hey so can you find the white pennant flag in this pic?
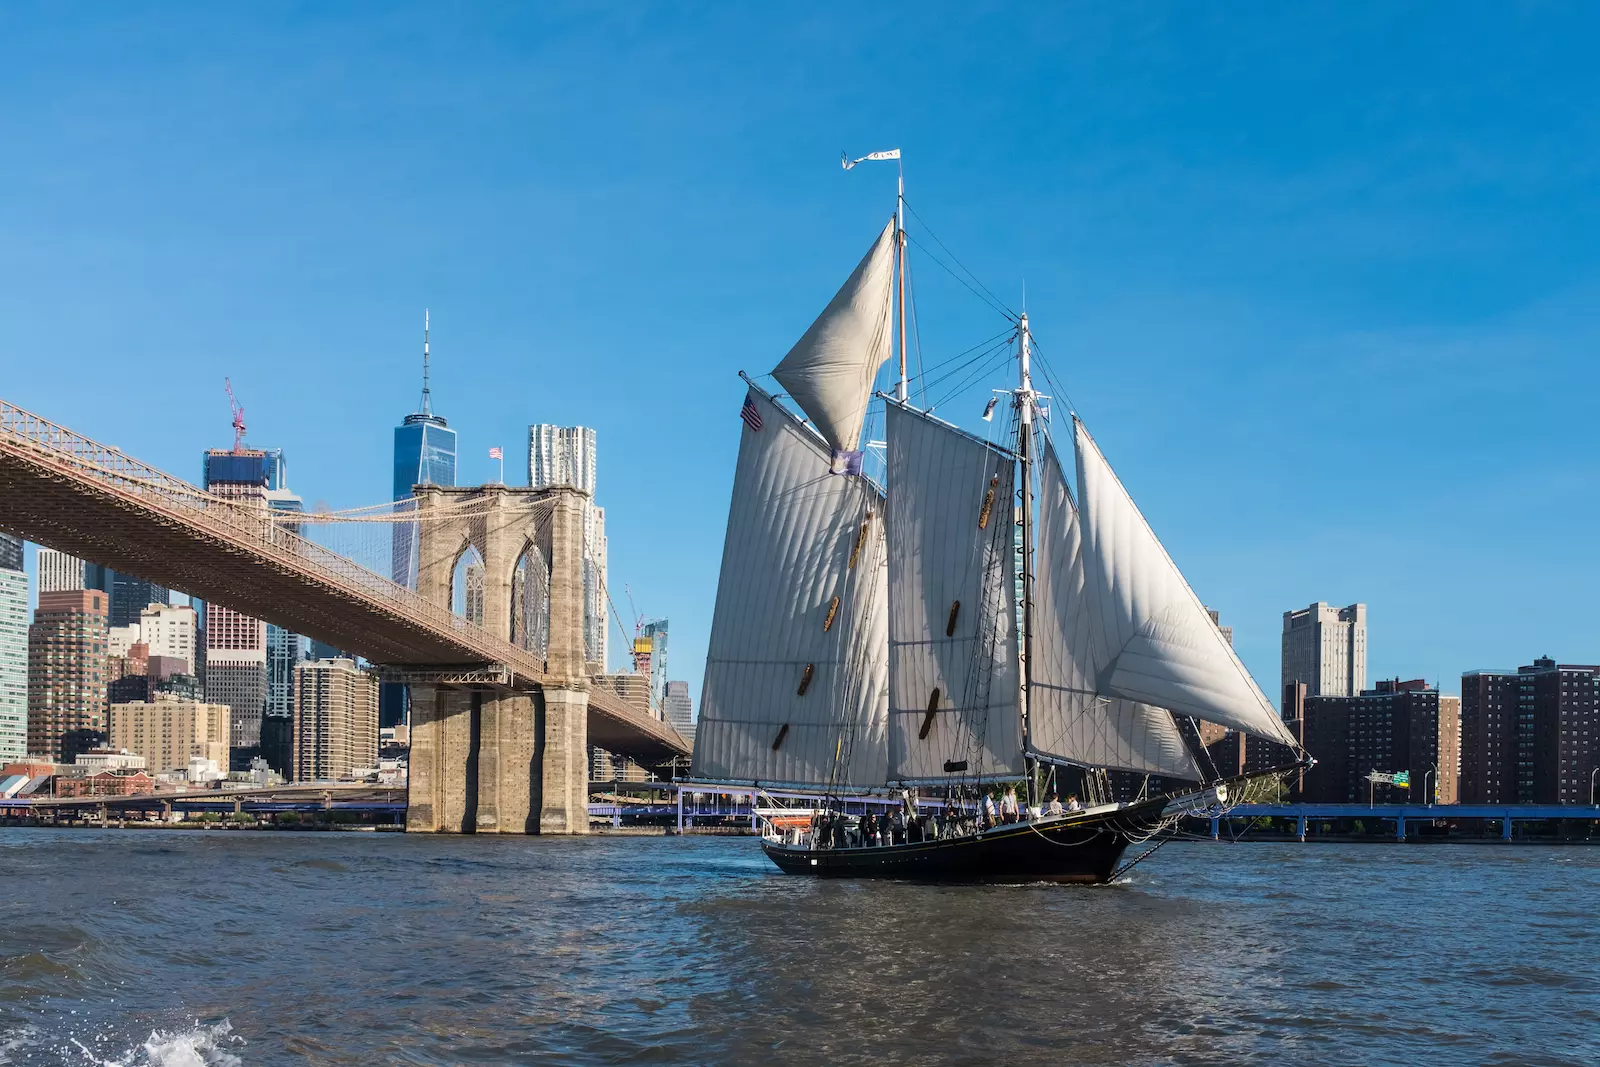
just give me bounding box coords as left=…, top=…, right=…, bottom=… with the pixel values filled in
left=842, top=148, right=901, bottom=170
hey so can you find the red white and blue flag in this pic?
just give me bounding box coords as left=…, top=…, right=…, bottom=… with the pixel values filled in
left=740, top=394, right=763, bottom=432
left=488, top=446, right=503, bottom=460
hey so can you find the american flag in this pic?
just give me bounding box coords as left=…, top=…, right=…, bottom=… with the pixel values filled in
left=740, top=394, right=763, bottom=432
left=488, top=446, right=503, bottom=460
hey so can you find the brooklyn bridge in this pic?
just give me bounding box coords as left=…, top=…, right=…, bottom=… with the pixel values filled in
left=0, top=398, right=689, bottom=835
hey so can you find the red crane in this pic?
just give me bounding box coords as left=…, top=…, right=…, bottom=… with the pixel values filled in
left=225, top=378, right=247, bottom=453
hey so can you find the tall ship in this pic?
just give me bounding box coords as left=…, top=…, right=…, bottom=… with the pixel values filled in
left=690, top=159, right=1309, bottom=883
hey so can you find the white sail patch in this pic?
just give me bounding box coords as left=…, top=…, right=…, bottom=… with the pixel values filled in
left=693, top=388, right=889, bottom=789
left=1028, top=438, right=1202, bottom=780
left=885, top=404, right=1023, bottom=781
left=771, top=218, right=896, bottom=456
left=1073, top=420, right=1298, bottom=748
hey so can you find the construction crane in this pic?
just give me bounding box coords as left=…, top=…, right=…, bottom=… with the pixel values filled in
left=624, top=583, right=646, bottom=637
left=224, top=378, right=247, bottom=453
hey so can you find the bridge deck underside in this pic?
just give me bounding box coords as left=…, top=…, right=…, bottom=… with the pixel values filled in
left=0, top=448, right=686, bottom=765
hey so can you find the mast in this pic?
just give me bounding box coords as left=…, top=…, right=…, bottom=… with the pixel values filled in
left=1016, top=313, right=1038, bottom=808
left=896, top=163, right=908, bottom=403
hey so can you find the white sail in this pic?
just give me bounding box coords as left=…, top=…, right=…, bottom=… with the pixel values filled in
left=884, top=404, right=1024, bottom=781
left=1073, top=420, right=1298, bottom=747
left=693, top=387, right=889, bottom=788
left=771, top=218, right=896, bottom=455
left=1029, top=437, right=1203, bottom=779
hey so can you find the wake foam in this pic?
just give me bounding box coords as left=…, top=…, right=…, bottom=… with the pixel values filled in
left=70, top=1020, right=244, bottom=1067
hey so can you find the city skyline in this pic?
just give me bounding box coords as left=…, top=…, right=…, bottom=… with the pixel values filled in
left=6, top=7, right=1600, bottom=709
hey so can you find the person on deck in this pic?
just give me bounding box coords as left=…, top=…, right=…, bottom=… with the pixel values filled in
left=981, top=793, right=998, bottom=828
left=1000, top=787, right=1020, bottom=824
left=860, top=810, right=876, bottom=847
left=1066, top=794, right=1083, bottom=812
left=1045, top=794, right=1064, bottom=816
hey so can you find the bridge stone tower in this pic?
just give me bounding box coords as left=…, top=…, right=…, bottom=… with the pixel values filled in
left=404, top=484, right=590, bottom=834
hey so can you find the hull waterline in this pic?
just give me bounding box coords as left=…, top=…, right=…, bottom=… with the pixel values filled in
left=761, top=799, right=1171, bottom=885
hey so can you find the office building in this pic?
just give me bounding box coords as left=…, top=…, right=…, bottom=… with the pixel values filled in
left=27, top=589, right=109, bottom=761
left=202, top=449, right=270, bottom=766
left=293, top=658, right=379, bottom=782
left=1299, top=679, right=1459, bottom=804
left=264, top=453, right=307, bottom=738
left=109, top=573, right=169, bottom=629
left=108, top=625, right=142, bottom=658
left=642, top=619, right=669, bottom=714
left=1461, top=657, right=1600, bottom=805
left=387, top=313, right=457, bottom=730
left=0, top=533, right=21, bottom=573
left=663, top=680, right=694, bottom=747
left=139, top=603, right=198, bottom=673
left=1281, top=602, right=1367, bottom=698
left=109, top=694, right=230, bottom=777
left=528, top=424, right=606, bottom=670
left=0, top=547, right=26, bottom=762
left=36, top=548, right=106, bottom=594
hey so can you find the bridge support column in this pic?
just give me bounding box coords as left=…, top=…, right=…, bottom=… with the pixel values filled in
left=537, top=687, right=589, bottom=834
left=1296, top=814, right=1307, bottom=842
left=1395, top=815, right=1406, bottom=842
left=405, top=684, right=480, bottom=833
left=1502, top=815, right=1513, bottom=841
left=477, top=691, right=537, bottom=834
left=1210, top=815, right=1220, bottom=841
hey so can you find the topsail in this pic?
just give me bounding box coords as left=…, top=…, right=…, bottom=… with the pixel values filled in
left=772, top=218, right=897, bottom=457
left=1072, top=419, right=1297, bottom=747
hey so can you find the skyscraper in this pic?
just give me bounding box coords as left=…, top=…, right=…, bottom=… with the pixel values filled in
left=109, top=573, right=169, bottom=629
left=528, top=424, right=606, bottom=669
left=28, top=589, right=109, bottom=760
left=202, top=449, right=270, bottom=767
left=1281, top=602, right=1367, bottom=698
left=0, top=533, right=21, bottom=573
left=139, top=603, right=198, bottom=673
left=642, top=619, right=669, bottom=713
left=264, top=450, right=307, bottom=765
left=0, top=537, right=27, bottom=761
left=663, top=679, right=694, bottom=747
left=387, top=312, right=457, bottom=729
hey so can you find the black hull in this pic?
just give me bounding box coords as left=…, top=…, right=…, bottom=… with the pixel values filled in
left=762, top=800, right=1168, bottom=885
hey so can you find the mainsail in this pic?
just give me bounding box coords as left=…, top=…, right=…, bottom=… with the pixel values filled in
left=771, top=218, right=896, bottom=457
left=884, top=404, right=1024, bottom=781
left=693, top=387, right=889, bottom=788
left=1072, top=419, right=1298, bottom=748
left=1027, top=438, right=1202, bottom=779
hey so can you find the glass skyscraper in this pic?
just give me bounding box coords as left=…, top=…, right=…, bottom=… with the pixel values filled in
left=264, top=450, right=307, bottom=774
left=386, top=313, right=457, bottom=728
left=0, top=535, right=26, bottom=761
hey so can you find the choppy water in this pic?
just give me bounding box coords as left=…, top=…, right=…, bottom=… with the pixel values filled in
left=0, top=829, right=1596, bottom=1066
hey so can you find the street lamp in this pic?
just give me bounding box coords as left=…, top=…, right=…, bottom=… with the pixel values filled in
left=1423, top=768, right=1436, bottom=808
left=1591, top=766, right=1598, bottom=808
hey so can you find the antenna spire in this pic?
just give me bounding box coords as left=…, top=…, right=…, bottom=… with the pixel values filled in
left=420, top=309, right=432, bottom=416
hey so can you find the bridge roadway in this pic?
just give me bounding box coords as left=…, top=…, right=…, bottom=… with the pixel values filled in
left=1209, top=802, right=1600, bottom=841
left=0, top=398, right=686, bottom=764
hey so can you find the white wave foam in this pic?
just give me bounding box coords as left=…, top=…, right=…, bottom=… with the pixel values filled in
left=72, top=1020, right=244, bottom=1067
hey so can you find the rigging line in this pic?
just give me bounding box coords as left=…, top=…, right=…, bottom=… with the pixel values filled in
left=904, top=326, right=1017, bottom=384
left=902, top=199, right=1019, bottom=320
left=905, top=233, right=1015, bottom=322
left=906, top=250, right=927, bottom=406
left=917, top=332, right=1015, bottom=393
left=929, top=344, right=1015, bottom=411
left=913, top=341, right=1012, bottom=404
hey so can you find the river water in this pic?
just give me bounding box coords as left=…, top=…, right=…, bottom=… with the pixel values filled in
left=0, top=828, right=1595, bottom=1066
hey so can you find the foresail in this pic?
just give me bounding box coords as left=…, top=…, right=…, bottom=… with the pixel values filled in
left=693, top=387, right=889, bottom=788
left=885, top=404, right=1023, bottom=781
left=771, top=218, right=896, bottom=456
left=1028, top=438, right=1202, bottom=780
left=1073, top=420, right=1298, bottom=748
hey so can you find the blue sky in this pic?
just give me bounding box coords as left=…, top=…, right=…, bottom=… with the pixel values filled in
left=4, top=3, right=1599, bottom=706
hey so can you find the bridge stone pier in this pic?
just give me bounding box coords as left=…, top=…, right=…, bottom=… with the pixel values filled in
left=404, top=484, right=591, bottom=835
